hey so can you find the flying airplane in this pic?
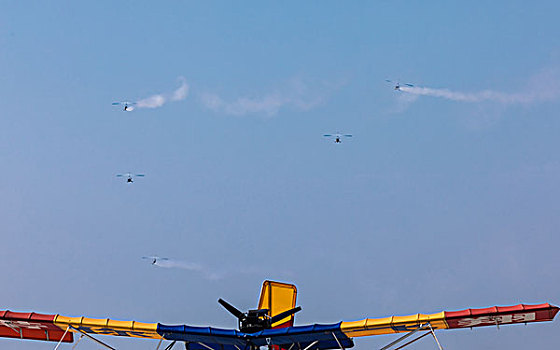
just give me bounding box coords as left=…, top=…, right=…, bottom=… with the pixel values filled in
left=385, top=80, right=414, bottom=91
left=142, top=256, right=170, bottom=265
left=323, top=133, right=352, bottom=143
left=112, top=101, right=137, bottom=111
left=116, top=173, right=145, bottom=183
left=0, top=281, right=557, bottom=350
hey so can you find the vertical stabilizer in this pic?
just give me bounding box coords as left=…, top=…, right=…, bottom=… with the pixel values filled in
left=258, top=281, right=298, bottom=328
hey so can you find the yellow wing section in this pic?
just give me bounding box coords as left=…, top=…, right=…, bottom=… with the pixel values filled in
left=54, top=315, right=160, bottom=339
left=258, top=280, right=298, bottom=328
left=341, top=312, right=448, bottom=336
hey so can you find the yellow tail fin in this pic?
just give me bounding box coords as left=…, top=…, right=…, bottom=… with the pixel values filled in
left=258, top=281, right=298, bottom=328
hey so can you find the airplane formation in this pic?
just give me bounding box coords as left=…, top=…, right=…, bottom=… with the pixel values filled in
left=1, top=81, right=556, bottom=350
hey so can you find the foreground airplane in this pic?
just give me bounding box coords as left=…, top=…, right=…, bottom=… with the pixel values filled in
left=0, top=281, right=557, bottom=350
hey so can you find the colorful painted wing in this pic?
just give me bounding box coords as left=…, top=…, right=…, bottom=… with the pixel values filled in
left=339, top=303, right=559, bottom=337
left=0, top=303, right=557, bottom=349
left=0, top=310, right=160, bottom=343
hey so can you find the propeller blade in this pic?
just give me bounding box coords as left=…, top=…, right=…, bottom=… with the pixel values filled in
left=323, top=134, right=332, bottom=137
left=218, top=299, right=245, bottom=319
left=113, top=101, right=137, bottom=105
left=142, top=256, right=169, bottom=261
left=269, top=306, right=302, bottom=324
left=385, top=79, right=393, bottom=83
left=135, top=174, right=145, bottom=177
left=344, top=134, right=353, bottom=137
left=404, top=83, right=414, bottom=87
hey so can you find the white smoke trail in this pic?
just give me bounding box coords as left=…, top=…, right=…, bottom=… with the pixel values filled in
left=199, top=93, right=300, bottom=116
left=171, top=77, right=189, bottom=101
left=146, top=257, right=294, bottom=281
left=198, top=78, right=327, bottom=116
left=398, top=66, right=560, bottom=105
left=399, top=86, right=550, bottom=104
left=136, top=77, right=190, bottom=109
left=136, top=94, right=166, bottom=108
left=151, top=258, right=223, bottom=280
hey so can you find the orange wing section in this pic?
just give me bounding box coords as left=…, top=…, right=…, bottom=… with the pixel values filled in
left=258, top=280, right=298, bottom=328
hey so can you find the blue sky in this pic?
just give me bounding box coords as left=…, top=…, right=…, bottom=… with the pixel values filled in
left=0, top=1, right=559, bottom=349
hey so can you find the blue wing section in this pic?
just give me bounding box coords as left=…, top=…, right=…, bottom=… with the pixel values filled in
left=157, top=323, right=354, bottom=350
left=252, top=323, right=353, bottom=349
left=157, top=325, right=246, bottom=347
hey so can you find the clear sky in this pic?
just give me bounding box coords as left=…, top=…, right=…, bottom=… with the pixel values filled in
left=0, top=1, right=559, bottom=349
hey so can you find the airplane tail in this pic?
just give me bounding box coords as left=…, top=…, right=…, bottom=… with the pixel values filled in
left=258, top=280, right=298, bottom=329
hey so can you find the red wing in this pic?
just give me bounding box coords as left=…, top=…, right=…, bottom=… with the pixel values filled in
left=0, top=311, right=73, bottom=343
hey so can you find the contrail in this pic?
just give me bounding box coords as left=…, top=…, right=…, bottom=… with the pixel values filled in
left=136, top=77, right=189, bottom=109
left=398, top=67, right=560, bottom=105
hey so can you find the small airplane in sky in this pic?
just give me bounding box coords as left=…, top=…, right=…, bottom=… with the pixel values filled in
left=385, top=80, right=414, bottom=91
left=116, top=173, right=145, bottom=183
left=112, top=101, right=137, bottom=111
left=142, top=256, right=169, bottom=265
left=323, top=133, right=352, bottom=143
left=0, top=280, right=556, bottom=350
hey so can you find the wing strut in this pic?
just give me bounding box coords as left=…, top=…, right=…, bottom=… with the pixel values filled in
left=155, top=337, right=164, bottom=350
left=392, top=332, right=431, bottom=350
left=53, top=326, right=70, bottom=350
left=378, top=323, right=444, bottom=350
left=428, top=324, right=443, bottom=350
left=72, top=334, right=85, bottom=350
left=303, top=340, right=319, bottom=350
left=197, top=341, right=216, bottom=350
left=331, top=332, right=345, bottom=350
left=69, top=326, right=116, bottom=350
left=379, top=323, right=431, bottom=350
